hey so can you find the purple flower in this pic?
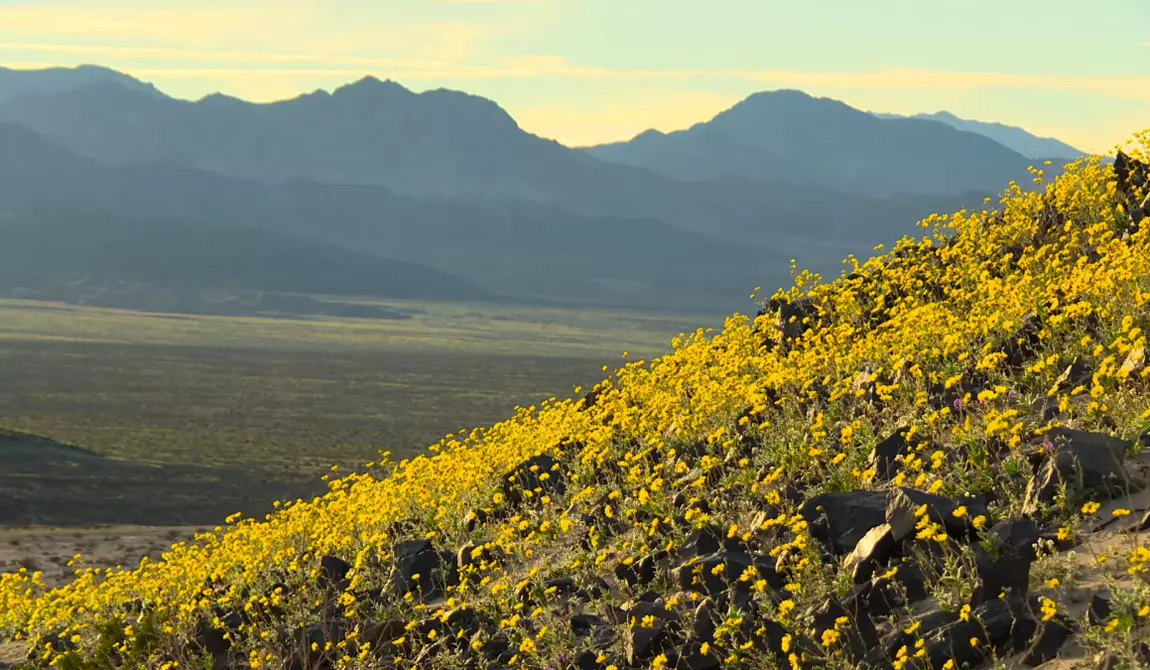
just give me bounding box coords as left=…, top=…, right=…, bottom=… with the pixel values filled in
left=953, top=397, right=964, bottom=409
left=1007, top=389, right=1017, bottom=398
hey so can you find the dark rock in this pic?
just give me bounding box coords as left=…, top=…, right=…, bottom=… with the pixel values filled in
left=499, top=453, right=567, bottom=507
left=678, top=524, right=725, bottom=560
left=570, top=613, right=608, bottom=637
left=575, top=576, right=610, bottom=602
left=516, top=580, right=536, bottom=607
left=482, top=632, right=512, bottom=662
left=636, top=590, right=662, bottom=604
left=674, top=641, right=722, bottom=670
left=393, top=539, right=458, bottom=599
left=464, top=508, right=490, bottom=531
left=615, top=556, right=657, bottom=588
left=456, top=541, right=505, bottom=571
left=689, top=600, right=717, bottom=643
left=360, top=619, right=406, bottom=649
left=626, top=601, right=682, bottom=665
left=843, top=523, right=897, bottom=584
left=1023, top=428, right=1131, bottom=515
left=798, top=490, right=887, bottom=556
left=1020, top=614, right=1074, bottom=666
left=809, top=595, right=877, bottom=662
left=972, top=518, right=1039, bottom=604
left=873, top=607, right=958, bottom=665
left=580, top=386, right=603, bottom=410
left=869, top=428, right=911, bottom=482
left=920, top=598, right=1038, bottom=669
left=1115, top=151, right=1150, bottom=228
left=1000, top=312, right=1043, bottom=368
left=289, top=624, right=331, bottom=669
left=574, top=649, right=605, bottom=670
left=865, top=558, right=929, bottom=617
left=545, top=577, right=579, bottom=596
left=318, top=554, right=352, bottom=591
left=1088, top=591, right=1112, bottom=624
left=886, top=487, right=978, bottom=543
left=1053, top=358, right=1093, bottom=393
left=191, top=618, right=230, bottom=660
left=775, top=297, right=820, bottom=343
left=676, top=551, right=755, bottom=600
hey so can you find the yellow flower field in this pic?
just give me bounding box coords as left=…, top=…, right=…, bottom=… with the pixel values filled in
left=3, top=130, right=1150, bottom=669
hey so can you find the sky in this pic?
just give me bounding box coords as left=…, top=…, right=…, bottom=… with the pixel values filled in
left=0, top=0, right=1147, bottom=153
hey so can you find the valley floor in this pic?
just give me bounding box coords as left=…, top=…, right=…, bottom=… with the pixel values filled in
left=0, top=297, right=717, bottom=578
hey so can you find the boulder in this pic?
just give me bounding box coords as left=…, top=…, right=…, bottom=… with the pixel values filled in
left=808, top=595, right=877, bottom=662
left=626, top=601, right=682, bottom=665
left=798, top=490, right=887, bottom=556
left=864, top=558, right=929, bottom=617
left=843, top=523, right=898, bottom=583
left=869, top=428, right=911, bottom=482
left=498, top=453, right=568, bottom=507
left=318, top=554, right=352, bottom=592
left=393, top=539, right=458, bottom=599
left=1023, top=428, right=1130, bottom=515
left=886, top=488, right=982, bottom=543
left=920, top=598, right=1039, bottom=670
left=972, top=518, right=1038, bottom=604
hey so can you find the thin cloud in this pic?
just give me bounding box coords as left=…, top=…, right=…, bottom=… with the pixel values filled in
left=0, top=4, right=288, bottom=47
left=3, top=43, right=1150, bottom=102
left=0, top=42, right=461, bottom=69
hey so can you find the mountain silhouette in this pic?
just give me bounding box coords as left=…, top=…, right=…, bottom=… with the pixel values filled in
left=0, top=68, right=1035, bottom=312
left=870, top=110, right=1087, bottom=160
left=584, top=89, right=1073, bottom=196
left=0, top=64, right=160, bottom=103
left=0, top=74, right=977, bottom=240
left=0, top=123, right=492, bottom=305
left=0, top=122, right=790, bottom=312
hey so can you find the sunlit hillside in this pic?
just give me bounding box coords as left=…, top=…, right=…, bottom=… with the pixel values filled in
left=2, top=131, right=1150, bottom=670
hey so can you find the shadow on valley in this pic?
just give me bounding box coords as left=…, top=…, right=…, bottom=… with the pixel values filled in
left=0, top=427, right=324, bottom=528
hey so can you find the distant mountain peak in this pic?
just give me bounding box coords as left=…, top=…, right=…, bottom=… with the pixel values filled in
left=704, top=88, right=860, bottom=134
left=631, top=128, right=666, bottom=142
left=332, top=76, right=414, bottom=99
left=0, top=64, right=162, bottom=102
left=198, top=92, right=244, bottom=105
left=873, top=110, right=1086, bottom=159
left=744, top=88, right=813, bottom=100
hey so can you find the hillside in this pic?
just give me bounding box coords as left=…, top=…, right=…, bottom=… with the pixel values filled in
left=583, top=90, right=1071, bottom=197
left=0, top=132, right=1147, bottom=669
left=872, top=111, right=1087, bottom=160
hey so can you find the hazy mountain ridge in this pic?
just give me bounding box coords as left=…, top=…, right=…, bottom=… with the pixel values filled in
left=583, top=89, right=1074, bottom=196
left=0, top=66, right=1078, bottom=314
left=0, top=64, right=161, bottom=103
left=871, top=110, right=1087, bottom=159
left=0, top=74, right=983, bottom=239
left=0, top=122, right=786, bottom=312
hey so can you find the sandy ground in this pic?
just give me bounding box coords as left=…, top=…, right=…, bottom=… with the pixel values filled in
left=0, top=524, right=205, bottom=588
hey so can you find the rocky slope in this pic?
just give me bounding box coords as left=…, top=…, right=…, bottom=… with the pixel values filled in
left=2, top=134, right=1150, bottom=669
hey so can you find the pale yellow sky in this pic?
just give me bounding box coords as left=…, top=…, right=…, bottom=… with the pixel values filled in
left=0, top=0, right=1147, bottom=152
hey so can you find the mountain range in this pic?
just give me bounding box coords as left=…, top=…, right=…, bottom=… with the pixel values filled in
left=0, top=65, right=1089, bottom=314
left=582, top=90, right=1070, bottom=197
left=870, top=110, right=1086, bottom=160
